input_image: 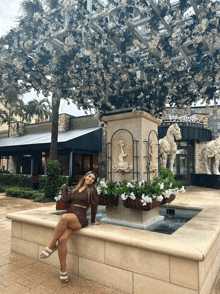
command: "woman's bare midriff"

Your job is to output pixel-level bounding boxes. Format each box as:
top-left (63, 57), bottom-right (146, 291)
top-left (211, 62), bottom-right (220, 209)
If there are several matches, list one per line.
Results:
top-left (72, 204), bottom-right (87, 209)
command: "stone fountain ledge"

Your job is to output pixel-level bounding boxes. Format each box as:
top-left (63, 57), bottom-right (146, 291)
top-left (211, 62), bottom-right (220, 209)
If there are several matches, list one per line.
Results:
top-left (6, 199), bottom-right (220, 294)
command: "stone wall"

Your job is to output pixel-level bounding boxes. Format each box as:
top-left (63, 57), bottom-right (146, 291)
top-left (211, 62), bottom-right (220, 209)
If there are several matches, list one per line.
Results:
top-left (98, 126), bottom-right (107, 179)
top-left (58, 114), bottom-right (71, 132)
top-left (9, 122), bottom-right (25, 137)
top-left (195, 141), bottom-right (210, 174)
top-left (8, 156), bottom-right (17, 174)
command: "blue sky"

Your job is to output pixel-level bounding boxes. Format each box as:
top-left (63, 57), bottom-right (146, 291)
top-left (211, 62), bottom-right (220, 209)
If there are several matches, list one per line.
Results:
top-left (0, 0), bottom-right (87, 117)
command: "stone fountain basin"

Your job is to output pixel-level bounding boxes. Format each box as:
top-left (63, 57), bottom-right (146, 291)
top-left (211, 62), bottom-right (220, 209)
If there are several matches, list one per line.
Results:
top-left (6, 204), bottom-right (220, 294)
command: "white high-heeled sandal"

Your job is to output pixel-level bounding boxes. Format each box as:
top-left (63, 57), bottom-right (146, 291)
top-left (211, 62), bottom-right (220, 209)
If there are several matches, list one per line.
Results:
top-left (60, 271), bottom-right (69, 283)
top-left (39, 246), bottom-right (58, 259)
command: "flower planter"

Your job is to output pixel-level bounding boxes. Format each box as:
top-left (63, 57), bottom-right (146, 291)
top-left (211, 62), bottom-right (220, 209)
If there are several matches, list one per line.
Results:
top-left (122, 198), bottom-right (161, 211)
top-left (122, 194), bottom-right (176, 211)
top-left (98, 195), bottom-right (118, 206)
top-left (161, 194), bottom-right (176, 205)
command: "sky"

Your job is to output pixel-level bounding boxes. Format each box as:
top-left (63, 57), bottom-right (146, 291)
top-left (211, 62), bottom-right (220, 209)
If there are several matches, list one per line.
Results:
top-left (0, 0), bottom-right (87, 117)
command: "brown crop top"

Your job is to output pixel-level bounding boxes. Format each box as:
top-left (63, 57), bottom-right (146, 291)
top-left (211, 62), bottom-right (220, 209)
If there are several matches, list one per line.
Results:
top-left (62, 188), bottom-right (98, 223)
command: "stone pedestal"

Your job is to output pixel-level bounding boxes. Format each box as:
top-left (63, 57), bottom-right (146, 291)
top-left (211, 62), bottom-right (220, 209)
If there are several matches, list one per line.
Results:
top-left (102, 110), bottom-right (162, 228)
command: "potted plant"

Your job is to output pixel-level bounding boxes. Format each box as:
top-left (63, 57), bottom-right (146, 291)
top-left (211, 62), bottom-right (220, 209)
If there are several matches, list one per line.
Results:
top-left (116, 167), bottom-right (185, 211)
top-left (96, 178), bottom-right (119, 206)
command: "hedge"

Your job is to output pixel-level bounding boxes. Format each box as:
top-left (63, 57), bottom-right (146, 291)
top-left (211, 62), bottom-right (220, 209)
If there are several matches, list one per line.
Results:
top-left (6, 188), bottom-right (33, 199)
top-left (0, 174), bottom-right (31, 187)
top-left (5, 188), bottom-right (48, 202)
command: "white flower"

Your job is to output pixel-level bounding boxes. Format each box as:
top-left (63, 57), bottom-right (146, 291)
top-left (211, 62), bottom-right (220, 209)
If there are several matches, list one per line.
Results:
top-left (129, 192), bottom-right (136, 200)
top-left (96, 186), bottom-right (101, 195)
top-left (100, 180), bottom-right (108, 188)
top-left (127, 182), bottom-right (134, 188)
top-left (159, 182), bottom-right (164, 189)
top-left (139, 180), bottom-right (145, 187)
top-left (156, 195), bottom-right (163, 202)
top-left (54, 195), bottom-right (62, 201)
top-left (180, 186), bottom-right (186, 193)
top-left (121, 193), bottom-right (128, 200)
top-left (163, 190), bottom-right (171, 198)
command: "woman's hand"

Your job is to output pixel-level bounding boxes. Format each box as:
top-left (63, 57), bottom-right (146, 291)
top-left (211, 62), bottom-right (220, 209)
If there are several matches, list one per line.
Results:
top-left (92, 222), bottom-right (102, 225)
top-left (62, 184), bottom-right (69, 191)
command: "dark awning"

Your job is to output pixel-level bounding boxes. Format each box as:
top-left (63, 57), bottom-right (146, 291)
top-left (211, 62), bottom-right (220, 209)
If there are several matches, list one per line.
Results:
top-left (0, 127), bottom-right (102, 155)
top-left (158, 124), bottom-right (212, 141)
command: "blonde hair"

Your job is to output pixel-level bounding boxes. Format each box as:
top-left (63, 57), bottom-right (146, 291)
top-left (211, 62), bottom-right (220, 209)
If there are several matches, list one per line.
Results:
top-left (71, 171), bottom-right (98, 204)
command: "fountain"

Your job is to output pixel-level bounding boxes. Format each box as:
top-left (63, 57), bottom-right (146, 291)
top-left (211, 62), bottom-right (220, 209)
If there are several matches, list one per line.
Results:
top-left (7, 110), bottom-right (220, 294)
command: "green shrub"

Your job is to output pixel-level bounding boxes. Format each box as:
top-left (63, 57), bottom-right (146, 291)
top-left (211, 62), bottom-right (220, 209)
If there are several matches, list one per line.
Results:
top-left (0, 174), bottom-right (31, 187)
top-left (31, 192), bottom-right (52, 202)
top-left (44, 160), bottom-right (62, 200)
top-left (39, 175), bottom-right (68, 193)
top-left (0, 169), bottom-right (10, 173)
top-left (6, 188), bottom-right (34, 198)
top-left (0, 186), bottom-right (6, 192)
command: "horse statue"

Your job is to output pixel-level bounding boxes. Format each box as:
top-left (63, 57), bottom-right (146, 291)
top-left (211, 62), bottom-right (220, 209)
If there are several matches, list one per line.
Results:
top-left (159, 123), bottom-right (182, 173)
top-left (203, 137), bottom-right (220, 174)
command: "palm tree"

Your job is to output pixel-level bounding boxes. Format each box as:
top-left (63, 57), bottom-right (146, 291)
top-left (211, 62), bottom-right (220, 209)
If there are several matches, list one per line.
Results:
top-left (0, 86), bottom-right (22, 137)
top-left (14, 100), bottom-right (26, 122)
top-left (25, 98), bottom-right (52, 123)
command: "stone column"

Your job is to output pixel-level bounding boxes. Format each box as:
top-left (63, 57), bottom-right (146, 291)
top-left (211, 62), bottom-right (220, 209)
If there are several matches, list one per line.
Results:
top-left (102, 110), bottom-right (162, 228)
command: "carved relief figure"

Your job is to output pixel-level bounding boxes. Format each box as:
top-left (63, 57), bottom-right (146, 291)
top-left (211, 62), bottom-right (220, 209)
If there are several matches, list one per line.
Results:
top-left (149, 140), bottom-right (158, 173)
top-left (159, 123), bottom-right (182, 173)
top-left (113, 140), bottom-right (132, 172)
top-left (203, 137), bottom-right (220, 174)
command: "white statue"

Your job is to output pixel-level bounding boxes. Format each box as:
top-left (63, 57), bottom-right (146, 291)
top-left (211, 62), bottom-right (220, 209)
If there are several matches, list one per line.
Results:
top-left (203, 137), bottom-right (220, 174)
top-left (159, 123), bottom-right (182, 173)
top-left (113, 140), bottom-right (132, 172)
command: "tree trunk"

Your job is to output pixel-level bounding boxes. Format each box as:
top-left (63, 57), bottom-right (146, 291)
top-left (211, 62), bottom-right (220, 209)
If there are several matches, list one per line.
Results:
top-left (50, 93), bottom-right (61, 161)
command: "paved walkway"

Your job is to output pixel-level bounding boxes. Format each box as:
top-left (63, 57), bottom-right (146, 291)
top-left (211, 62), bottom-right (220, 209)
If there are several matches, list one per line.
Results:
top-left (0, 187), bottom-right (220, 294)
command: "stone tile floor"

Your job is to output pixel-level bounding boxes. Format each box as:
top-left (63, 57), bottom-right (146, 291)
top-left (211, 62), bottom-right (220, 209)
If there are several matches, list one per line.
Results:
top-left (1, 187), bottom-right (220, 293)
top-left (0, 194), bottom-right (124, 294)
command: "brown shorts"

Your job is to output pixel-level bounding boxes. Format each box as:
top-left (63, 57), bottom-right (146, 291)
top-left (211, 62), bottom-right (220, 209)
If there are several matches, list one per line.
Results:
top-left (66, 206), bottom-right (88, 228)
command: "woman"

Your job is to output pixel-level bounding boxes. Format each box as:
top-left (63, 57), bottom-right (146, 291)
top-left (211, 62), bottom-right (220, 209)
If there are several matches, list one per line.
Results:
top-left (39, 171), bottom-right (102, 283)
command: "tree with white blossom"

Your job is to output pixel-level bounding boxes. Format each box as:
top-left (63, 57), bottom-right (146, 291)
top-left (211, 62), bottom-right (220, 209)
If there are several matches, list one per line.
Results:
top-left (0, 0), bottom-right (220, 159)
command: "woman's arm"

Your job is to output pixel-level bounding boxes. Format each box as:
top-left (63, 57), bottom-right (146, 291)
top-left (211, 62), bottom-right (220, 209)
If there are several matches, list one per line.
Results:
top-left (61, 186), bottom-right (72, 203)
top-left (90, 188), bottom-right (101, 225)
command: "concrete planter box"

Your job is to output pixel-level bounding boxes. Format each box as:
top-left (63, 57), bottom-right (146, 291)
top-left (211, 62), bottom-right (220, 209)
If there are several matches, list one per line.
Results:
top-left (7, 204), bottom-right (220, 294)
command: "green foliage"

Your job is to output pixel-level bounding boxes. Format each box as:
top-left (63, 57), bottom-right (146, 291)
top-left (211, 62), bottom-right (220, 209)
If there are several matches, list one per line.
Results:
top-left (0, 169), bottom-right (10, 173)
top-left (0, 174), bottom-right (31, 187)
top-left (44, 160), bottom-right (62, 200)
top-left (39, 174), bottom-right (68, 193)
top-left (6, 188), bottom-right (33, 199)
top-left (96, 178), bottom-right (119, 198)
top-left (159, 166), bottom-right (181, 188)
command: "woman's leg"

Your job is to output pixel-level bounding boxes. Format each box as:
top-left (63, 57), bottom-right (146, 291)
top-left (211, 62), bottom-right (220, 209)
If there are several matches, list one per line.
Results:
top-left (58, 227), bottom-right (73, 273)
top-left (40, 213), bottom-right (82, 258)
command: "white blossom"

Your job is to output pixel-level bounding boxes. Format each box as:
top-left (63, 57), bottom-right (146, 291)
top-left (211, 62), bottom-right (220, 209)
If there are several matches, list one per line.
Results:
top-left (127, 182), bottom-right (134, 188)
top-left (121, 193), bottom-right (128, 200)
top-left (156, 195), bottom-right (163, 202)
top-left (179, 186), bottom-right (186, 193)
top-left (54, 195), bottom-right (62, 201)
top-left (129, 192), bottom-right (136, 200)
